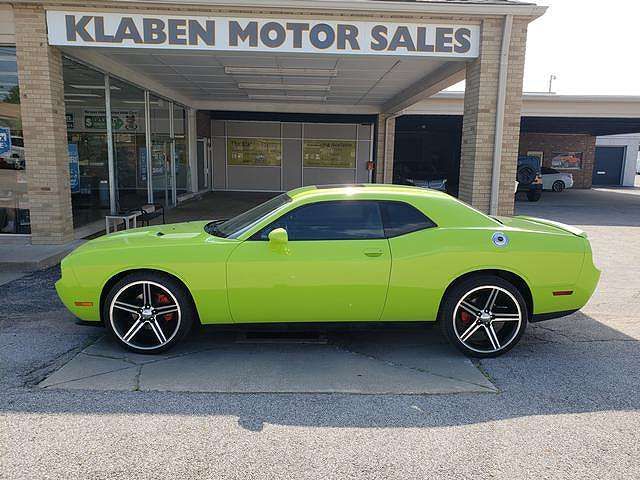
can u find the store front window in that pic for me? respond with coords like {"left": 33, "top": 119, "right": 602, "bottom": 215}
{"left": 149, "top": 94, "right": 172, "bottom": 207}
{"left": 0, "top": 46, "right": 30, "bottom": 234}
{"left": 60, "top": 57, "right": 190, "bottom": 229}
{"left": 62, "top": 57, "right": 110, "bottom": 228}
{"left": 173, "top": 104, "right": 189, "bottom": 197}
{"left": 109, "top": 77, "right": 148, "bottom": 211}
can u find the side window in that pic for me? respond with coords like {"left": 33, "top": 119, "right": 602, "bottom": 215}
{"left": 379, "top": 201, "right": 436, "bottom": 238}
{"left": 253, "top": 201, "right": 385, "bottom": 241}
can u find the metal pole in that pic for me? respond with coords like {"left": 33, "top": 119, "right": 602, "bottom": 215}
{"left": 104, "top": 74, "right": 117, "bottom": 214}
{"left": 144, "top": 90, "right": 153, "bottom": 204}
{"left": 169, "top": 101, "right": 176, "bottom": 206}
{"left": 489, "top": 14, "right": 513, "bottom": 216}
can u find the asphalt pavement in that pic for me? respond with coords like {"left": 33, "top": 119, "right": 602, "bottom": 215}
{"left": 1, "top": 187, "right": 640, "bottom": 480}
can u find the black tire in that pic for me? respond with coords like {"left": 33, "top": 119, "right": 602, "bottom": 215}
{"left": 527, "top": 190, "right": 542, "bottom": 202}
{"left": 103, "top": 271, "right": 195, "bottom": 354}
{"left": 552, "top": 180, "right": 565, "bottom": 193}
{"left": 439, "top": 275, "right": 528, "bottom": 358}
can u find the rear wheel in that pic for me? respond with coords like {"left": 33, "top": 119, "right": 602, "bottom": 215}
{"left": 103, "top": 272, "right": 195, "bottom": 354}
{"left": 439, "top": 276, "right": 528, "bottom": 358}
{"left": 552, "top": 180, "right": 565, "bottom": 192}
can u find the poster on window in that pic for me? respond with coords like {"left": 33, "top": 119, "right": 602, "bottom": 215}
{"left": 227, "top": 138, "right": 282, "bottom": 166}
{"left": 0, "top": 127, "right": 11, "bottom": 156}
{"left": 551, "top": 152, "right": 583, "bottom": 170}
{"left": 68, "top": 143, "right": 80, "bottom": 193}
{"left": 83, "top": 110, "right": 139, "bottom": 131}
{"left": 303, "top": 140, "right": 357, "bottom": 168}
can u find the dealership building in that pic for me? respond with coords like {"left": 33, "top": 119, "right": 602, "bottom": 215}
{"left": 0, "top": 0, "right": 637, "bottom": 245}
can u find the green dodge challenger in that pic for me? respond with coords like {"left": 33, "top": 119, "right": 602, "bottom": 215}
{"left": 56, "top": 185, "right": 600, "bottom": 357}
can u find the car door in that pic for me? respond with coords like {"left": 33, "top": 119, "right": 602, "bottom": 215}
{"left": 226, "top": 200, "right": 391, "bottom": 323}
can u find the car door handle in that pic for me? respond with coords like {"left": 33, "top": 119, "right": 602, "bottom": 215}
{"left": 364, "top": 248, "right": 384, "bottom": 257}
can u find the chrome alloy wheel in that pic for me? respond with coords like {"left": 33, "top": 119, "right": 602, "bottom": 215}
{"left": 453, "top": 285, "right": 522, "bottom": 354}
{"left": 109, "top": 281, "right": 181, "bottom": 351}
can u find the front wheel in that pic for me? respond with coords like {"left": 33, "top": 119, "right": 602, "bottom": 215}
{"left": 439, "top": 276, "right": 528, "bottom": 358}
{"left": 103, "top": 272, "right": 195, "bottom": 354}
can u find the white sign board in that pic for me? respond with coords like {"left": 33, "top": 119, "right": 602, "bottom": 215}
{"left": 46, "top": 11, "right": 480, "bottom": 58}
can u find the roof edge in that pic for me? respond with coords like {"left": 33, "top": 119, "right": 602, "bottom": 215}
{"left": 4, "top": 0, "right": 548, "bottom": 19}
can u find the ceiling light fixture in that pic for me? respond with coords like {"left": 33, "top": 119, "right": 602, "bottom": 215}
{"left": 64, "top": 93, "right": 101, "bottom": 97}
{"left": 238, "top": 83, "right": 330, "bottom": 92}
{"left": 225, "top": 67, "right": 338, "bottom": 77}
{"left": 248, "top": 94, "right": 328, "bottom": 102}
{"left": 69, "top": 84, "right": 121, "bottom": 91}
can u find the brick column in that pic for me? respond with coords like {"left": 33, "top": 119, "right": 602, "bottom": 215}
{"left": 375, "top": 114, "right": 396, "bottom": 184}
{"left": 459, "top": 17, "right": 528, "bottom": 216}
{"left": 15, "top": 6, "right": 74, "bottom": 244}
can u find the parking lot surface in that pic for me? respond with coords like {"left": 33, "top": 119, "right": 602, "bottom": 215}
{"left": 2, "top": 187, "right": 640, "bottom": 479}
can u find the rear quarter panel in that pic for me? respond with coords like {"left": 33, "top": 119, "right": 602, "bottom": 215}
{"left": 381, "top": 226, "right": 586, "bottom": 321}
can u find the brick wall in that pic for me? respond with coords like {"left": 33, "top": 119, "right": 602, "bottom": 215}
{"left": 14, "top": 5, "right": 74, "bottom": 244}
{"left": 519, "top": 132, "right": 596, "bottom": 188}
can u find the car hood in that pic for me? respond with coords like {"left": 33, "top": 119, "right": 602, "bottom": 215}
{"left": 74, "top": 221, "right": 215, "bottom": 254}
{"left": 496, "top": 216, "right": 587, "bottom": 238}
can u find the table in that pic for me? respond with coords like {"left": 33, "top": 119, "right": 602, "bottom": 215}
{"left": 105, "top": 212, "right": 141, "bottom": 234}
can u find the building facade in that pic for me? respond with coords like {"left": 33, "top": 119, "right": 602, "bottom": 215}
{"left": 0, "top": 0, "right": 546, "bottom": 244}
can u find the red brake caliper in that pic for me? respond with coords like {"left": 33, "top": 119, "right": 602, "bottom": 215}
{"left": 460, "top": 310, "right": 473, "bottom": 326}
{"left": 155, "top": 293, "right": 174, "bottom": 322}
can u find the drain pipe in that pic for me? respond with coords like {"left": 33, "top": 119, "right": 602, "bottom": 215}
{"left": 489, "top": 14, "right": 513, "bottom": 216}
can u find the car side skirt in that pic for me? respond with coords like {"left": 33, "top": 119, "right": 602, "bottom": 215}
{"left": 531, "top": 309, "right": 579, "bottom": 323}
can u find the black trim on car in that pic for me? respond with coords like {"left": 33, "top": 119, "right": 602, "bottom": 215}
{"left": 531, "top": 309, "right": 579, "bottom": 323}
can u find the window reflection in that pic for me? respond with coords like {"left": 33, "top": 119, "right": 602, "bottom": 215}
{"left": 0, "top": 46, "right": 30, "bottom": 234}
{"left": 62, "top": 57, "right": 110, "bottom": 228}
{"left": 109, "top": 78, "right": 148, "bottom": 210}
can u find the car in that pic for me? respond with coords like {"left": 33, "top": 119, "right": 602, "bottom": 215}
{"left": 55, "top": 184, "right": 600, "bottom": 358}
{"left": 393, "top": 163, "right": 448, "bottom": 192}
{"left": 541, "top": 166, "right": 574, "bottom": 192}
{"left": 516, "top": 155, "right": 543, "bottom": 201}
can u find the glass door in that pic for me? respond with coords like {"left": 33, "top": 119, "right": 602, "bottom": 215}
{"left": 149, "top": 95, "right": 172, "bottom": 207}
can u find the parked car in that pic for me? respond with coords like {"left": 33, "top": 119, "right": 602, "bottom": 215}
{"left": 394, "top": 163, "right": 448, "bottom": 192}
{"left": 56, "top": 184, "right": 600, "bottom": 358}
{"left": 0, "top": 136, "right": 25, "bottom": 170}
{"left": 541, "top": 166, "right": 573, "bottom": 192}
{"left": 516, "top": 155, "right": 543, "bottom": 201}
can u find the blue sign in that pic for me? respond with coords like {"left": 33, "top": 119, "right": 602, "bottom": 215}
{"left": 68, "top": 144, "right": 80, "bottom": 193}
{"left": 139, "top": 148, "right": 148, "bottom": 182}
{"left": 0, "top": 127, "right": 11, "bottom": 156}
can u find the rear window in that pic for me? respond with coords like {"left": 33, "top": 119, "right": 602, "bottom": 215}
{"left": 379, "top": 201, "right": 436, "bottom": 238}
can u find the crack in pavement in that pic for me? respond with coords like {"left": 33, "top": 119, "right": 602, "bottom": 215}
{"left": 331, "top": 343, "right": 498, "bottom": 393}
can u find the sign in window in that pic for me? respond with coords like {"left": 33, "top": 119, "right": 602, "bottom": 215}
{"left": 303, "top": 140, "right": 356, "bottom": 169}
{"left": 227, "top": 138, "right": 282, "bottom": 166}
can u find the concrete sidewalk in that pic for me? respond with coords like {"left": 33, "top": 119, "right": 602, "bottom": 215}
{"left": 39, "top": 330, "right": 496, "bottom": 395}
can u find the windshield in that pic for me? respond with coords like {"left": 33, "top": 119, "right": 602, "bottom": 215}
{"left": 205, "top": 193, "right": 292, "bottom": 238}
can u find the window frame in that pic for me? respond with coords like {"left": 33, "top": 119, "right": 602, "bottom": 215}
{"left": 248, "top": 199, "right": 437, "bottom": 242}
{"left": 249, "top": 199, "right": 386, "bottom": 242}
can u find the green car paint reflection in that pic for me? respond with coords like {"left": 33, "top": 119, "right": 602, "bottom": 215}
{"left": 55, "top": 185, "right": 600, "bottom": 357}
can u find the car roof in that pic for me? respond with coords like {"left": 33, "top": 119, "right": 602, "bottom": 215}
{"left": 285, "top": 184, "right": 498, "bottom": 228}
{"left": 286, "top": 184, "right": 451, "bottom": 201}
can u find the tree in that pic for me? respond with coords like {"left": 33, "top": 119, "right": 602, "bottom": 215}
{"left": 2, "top": 85, "right": 20, "bottom": 104}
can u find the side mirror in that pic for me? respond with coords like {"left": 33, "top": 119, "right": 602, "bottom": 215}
{"left": 268, "top": 227, "right": 288, "bottom": 245}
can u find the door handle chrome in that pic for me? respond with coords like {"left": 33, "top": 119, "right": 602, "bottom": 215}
{"left": 364, "top": 249, "right": 384, "bottom": 257}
